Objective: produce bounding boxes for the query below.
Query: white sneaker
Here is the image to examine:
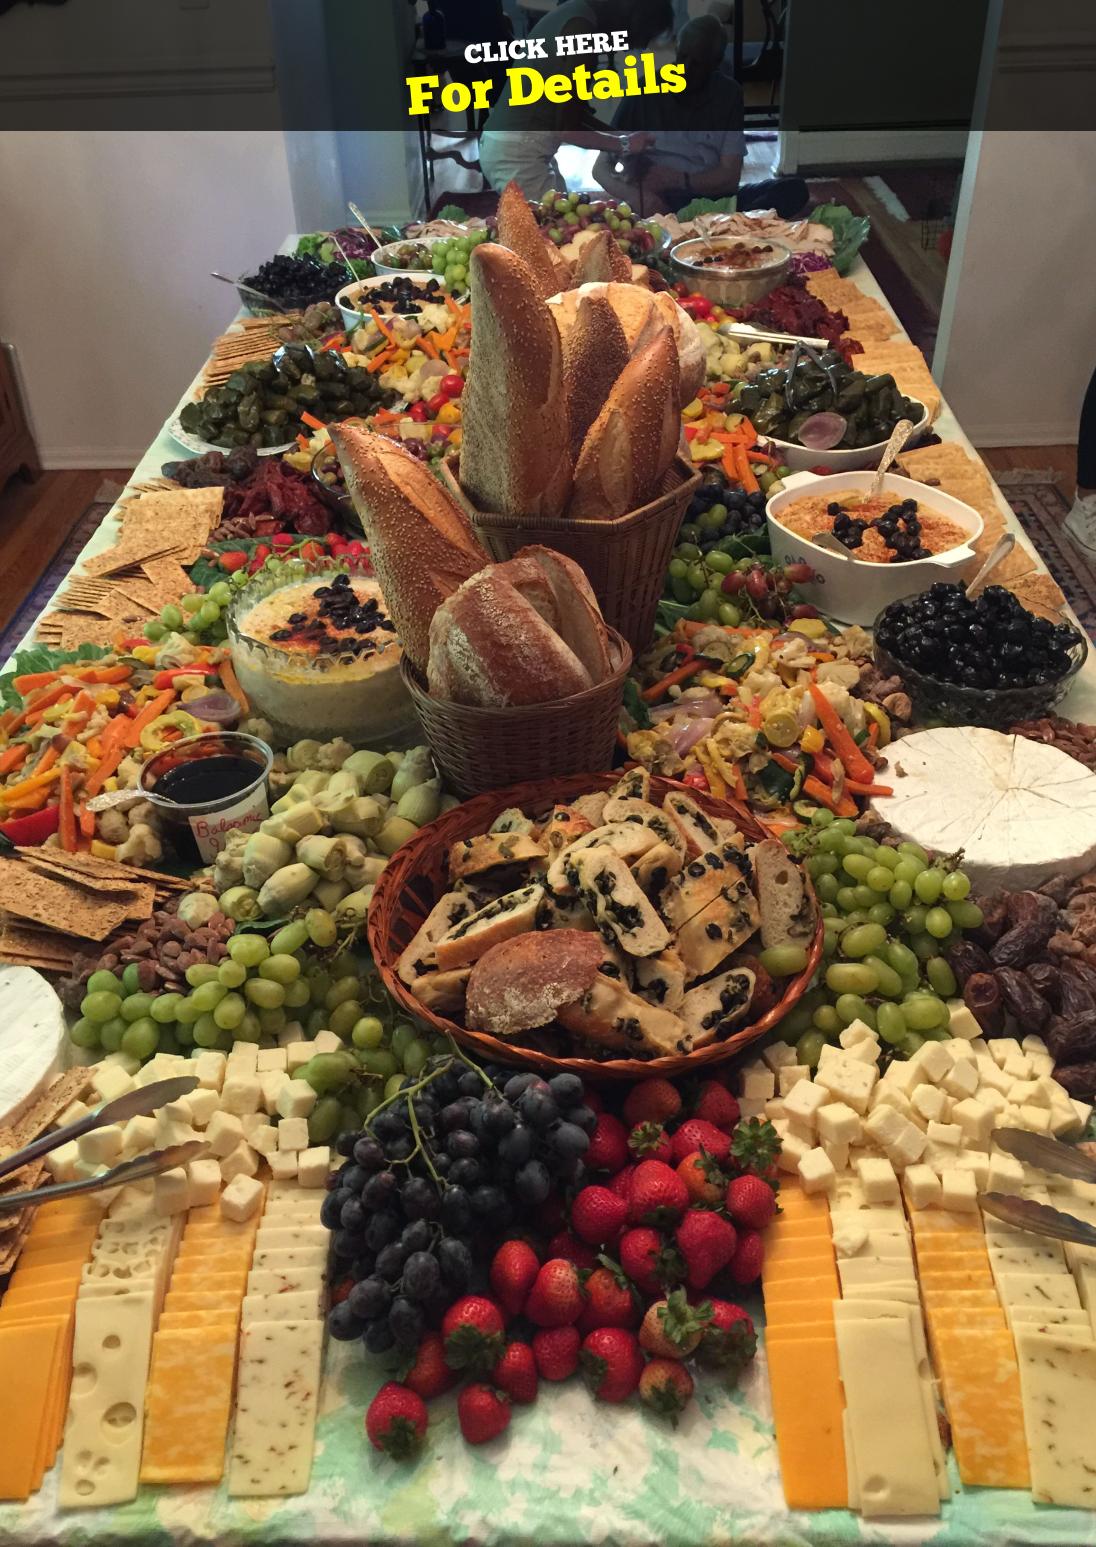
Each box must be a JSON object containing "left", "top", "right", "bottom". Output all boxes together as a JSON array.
[{"left": 1064, "top": 492, "right": 1096, "bottom": 558}]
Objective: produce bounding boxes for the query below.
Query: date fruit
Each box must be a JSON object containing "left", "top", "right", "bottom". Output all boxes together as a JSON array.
[
  {"left": 964, "top": 971, "right": 1005, "bottom": 1035},
  {"left": 1054, "top": 1061, "right": 1096, "bottom": 1099},
  {"left": 946, "top": 938, "right": 994, "bottom": 989},
  {"left": 1044, "top": 1013, "right": 1096, "bottom": 1066},
  {"left": 995, "top": 966, "right": 1050, "bottom": 1031}
]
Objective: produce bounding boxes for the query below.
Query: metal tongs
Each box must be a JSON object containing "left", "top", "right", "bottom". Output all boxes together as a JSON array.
[
  {"left": 0, "top": 1076, "right": 207, "bottom": 1215},
  {"left": 979, "top": 1127, "right": 1096, "bottom": 1247}
]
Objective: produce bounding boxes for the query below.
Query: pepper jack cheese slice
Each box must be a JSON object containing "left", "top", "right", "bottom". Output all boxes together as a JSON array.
[
  {"left": 58, "top": 1289, "right": 155, "bottom": 1507},
  {"left": 228, "top": 1318, "right": 324, "bottom": 1496},
  {"left": 1014, "top": 1329, "right": 1096, "bottom": 1506}
]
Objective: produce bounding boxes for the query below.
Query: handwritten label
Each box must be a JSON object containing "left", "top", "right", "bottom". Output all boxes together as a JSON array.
[{"left": 189, "top": 788, "right": 269, "bottom": 863}]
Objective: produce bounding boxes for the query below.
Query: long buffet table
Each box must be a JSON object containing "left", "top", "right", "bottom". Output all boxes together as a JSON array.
[{"left": 1, "top": 254, "right": 1095, "bottom": 1547}]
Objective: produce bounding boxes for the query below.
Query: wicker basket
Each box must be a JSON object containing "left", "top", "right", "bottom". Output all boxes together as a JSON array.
[
  {"left": 439, "top": 454, "right": 700, "bottom": 656},
  {"left": 369, "top": 771, "right": 822, "bottom": 1081},
  {"left": 401, "top": 630, "right": 631, "bottom": 799}
]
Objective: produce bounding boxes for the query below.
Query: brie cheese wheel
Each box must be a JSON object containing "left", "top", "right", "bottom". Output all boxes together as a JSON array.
[
  {"left": 0, "top": 966, "right": 66, "bottom": 1126},
  {"left": 872, "top": 727, "right": 1096, "bottom": 891}
]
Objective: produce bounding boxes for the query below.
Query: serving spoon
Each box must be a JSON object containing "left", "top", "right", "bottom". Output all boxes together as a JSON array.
[
  {"left": 869, "top": 418, "right": 916, "bottom": 497},
  {"left": 348, "top": 203, "right": 384, "bottom": 252},
  {"left": 210, "top": 271, "right": 284, "bottom": 311},
  {"left": 964, "top": 533, "right": 1016, "bottom": 599}
]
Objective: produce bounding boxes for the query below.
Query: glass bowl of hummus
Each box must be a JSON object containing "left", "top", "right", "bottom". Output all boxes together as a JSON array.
[{"left": 227, "top": 559, "right": 417, "bottom": 744}]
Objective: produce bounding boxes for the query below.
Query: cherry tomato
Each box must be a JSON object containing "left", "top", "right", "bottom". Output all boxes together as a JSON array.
[
  {"left": 439, "top": 373, "right": 464, "bottom": 398},
  {"left": 409, "top": 400, "right": 431, "bottom": 423},
  {"left": 426, "top": 391, "right": 450, "bottom": 417},
  {"left": 219, "top": 550, "right": 248, "bottom": 573},
  {"left": 683, "top": 770, "right": 710, "bottom": 790}
]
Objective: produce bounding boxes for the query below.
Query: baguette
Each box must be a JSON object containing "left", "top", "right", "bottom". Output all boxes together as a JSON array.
[
  {"left": 568, "top": 327, "right": 679, "bottom": 521},
  {"left": 328, "top": 426, "right": 486, "bottom": 673},
  {"left": 557, "top": 973, "right": 690, "bottom": 1056},
  {"left": 632, "top": 840, "right": 684, "bottom": 895},
  {"left": 573, "top": 228, "right": 633, "bottom": 287},
  {"left": 599, "top": 797, "right": 686, "bottom": 860},
  {"left": 495, "top": 180, "right": 563, "bottom": 300},
  {"left": 562, "top": 293, "right": 630, "bottom": 465},
  {"left": 466, "top": 929, "right": 604, "bottom": 1035},
  {"left": 752, "top": 838, "right": 818, "bottom": 949},
  {"left": 459, "top": 244, "right": 572, "bottom": 521},
  {"left": 511, "top": 547, "right": 613, "bottom": 684},
  {"left": 549, "top": 282, "right": 705, "bottom": 403},
  {"left": 541, "top": 803, "right": 596, "bottom": 858}
]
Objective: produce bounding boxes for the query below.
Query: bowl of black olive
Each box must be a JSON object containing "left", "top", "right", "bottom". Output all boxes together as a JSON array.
[
  {"left": 336, "top": 274, "right": 454, "bottom": 333},
  {"left": 873, "top": 582, "right": 1088, "bottom": 728}
]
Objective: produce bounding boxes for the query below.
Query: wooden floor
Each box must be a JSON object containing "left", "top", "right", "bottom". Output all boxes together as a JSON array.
[
  {"left": 0, "top": 467, "right": 131, "bottom": 638},
  {"left": 983, "top": 444, "right": 1077, "bottom": 485}
]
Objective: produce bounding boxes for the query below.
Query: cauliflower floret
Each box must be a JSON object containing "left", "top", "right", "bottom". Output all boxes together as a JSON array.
[
  {"left": 116, "top": 823, "right": 162, "bottom": 865},
  {"left": 126, "top": 800, "right": 156, "bottom": 829},
  {"left": 814, "top": 677, "right": 866, "bottom": 735},
  {"left": 313, "top": 738, "right": 353, "bottom": 771},
  {"left": 96, "top": 807, "right": 130, "bottom": 845},
  {"left": 240, "top": 716, "right": 275, "bottom": 744},
  {"left": 115, "top": 755, "right": 143, "bottom": 789}
]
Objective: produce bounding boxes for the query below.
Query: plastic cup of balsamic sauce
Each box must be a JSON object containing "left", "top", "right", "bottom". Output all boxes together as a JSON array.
[{"left": 139, "top": 732, "right": 273, "bottom": 864}]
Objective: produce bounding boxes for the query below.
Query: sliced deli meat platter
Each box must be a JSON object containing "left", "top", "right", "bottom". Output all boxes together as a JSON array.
[{"left": 0, "top": 183, "right": 1095, "bottom": 1539}]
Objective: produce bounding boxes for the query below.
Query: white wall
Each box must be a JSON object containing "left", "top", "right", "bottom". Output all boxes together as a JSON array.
[
  {"left": 934, "top": 130, "right": 1096, "bottom": 446},
  {"left": 0, "top": 131, "right": 295, "bottom": 468}
]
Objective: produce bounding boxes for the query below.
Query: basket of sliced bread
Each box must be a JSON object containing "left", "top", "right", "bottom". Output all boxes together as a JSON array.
[
  {"left": 432, "top": 184, "right": 703, "bottom": 654},
  {"left": 369, "top": 765, "right": 822, "bottom": 1079}
]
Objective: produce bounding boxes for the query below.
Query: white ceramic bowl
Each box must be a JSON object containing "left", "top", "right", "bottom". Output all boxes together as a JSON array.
[
  {"left": 370, "top": 240, "right": 440, "bottom": 277},
  {"left": 335, "top": 274, "right": 454, "bottom": 334},
  {"left": 766, "top": 469, "right": 983, "bottom": 626},
  {"left": 766, "top": 400, "right": 931, "bottom": 472}
]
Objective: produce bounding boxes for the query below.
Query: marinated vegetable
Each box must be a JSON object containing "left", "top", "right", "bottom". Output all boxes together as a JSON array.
[{"left": 734, "top": 351, "right": 919, "bottom": 449}]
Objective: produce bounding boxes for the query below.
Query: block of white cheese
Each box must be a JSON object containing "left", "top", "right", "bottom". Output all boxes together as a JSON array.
[
  {"left": 872, "top": 726, "right": 1096, "bottom": 890},
  {"left": 59, "top": 1288, "right": 156, "bottom": 1506},
  {"left": 0, "top": 966, "right": 66, "bottom": 1126}
]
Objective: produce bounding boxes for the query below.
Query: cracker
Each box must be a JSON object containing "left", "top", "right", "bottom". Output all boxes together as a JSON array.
[
  {"left": 1006, "top": 571, "right": 1067, "bottom": 616},
  {"left": 0, "top": 859, "right": 140, "bottom": 941},
  {"left": 0, "top": 1216, "right": 33, "bottom": 1271},
  {"left": 17, "top": 1070, "right": 94, "bottom": 1143},
  {"left": 36, "top": 615, "right": 122, "bottom": 651},
  {"left": 141, "top": 557, "right": 193, "bottom": 600}
]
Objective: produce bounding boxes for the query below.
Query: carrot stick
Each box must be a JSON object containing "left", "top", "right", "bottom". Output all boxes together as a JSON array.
[
  {"left": 803, "top": 774, "right": 857, "bottom": 818},
  {"left": 219, "top": 660, "right": 249, "bottom": 716},
  {"left": 31, "top": 743, "right": 60, "bottom": 777},
  {"left": 747, "top": 448, "right": 780, "bottom": 467},
  {"left": 733, "top": 765, "right": 748, "bottom": 803},
  {"left": 771, "top": 752, "right": 801, "bottom": 775},
  {"left": 736, "top": 446, "right": 760, "bottom": 494},
  {"left": 12, "top": 671, "right": 62, "bottom": 694},
  {"left": 77, "top": 798, "right": 95, "bottom": 840},
  {"left": 84, "top": 666, "right": 131, "bottom": 685},
  {"left": 808, "top": 684, "right": 876, "bottom": 783},
  {"left": 366, "top": 347, "right": 396, "bottom": 374},
  {"left": 367, "top": 308, "right": 397, "bottom": 345},
  {"left": 444, "top": 293, "right": 463, "bottom": 318},
  {"left": 0, "top": 744, "right": 29, "bottom": 777},
  {"left": 58, "top": 768, "right": 76, "bottom": 852},
  {"left": 846, "top": 780, "right": 893, "bottom": 797},
  {"left": 83, "top": 741, "right": 128, "bottom": 799},
  {"left": 419, "top": 335, "right": 439, "bottom": 360},
  {"left": 300, "top": 411, "right": 327, "bottom": 431},
  {"left": 640, "top": 658, "right": 704, "bottom": 703},
  {"left": 124, "top": 689, "right": 176, "bottom": 748}
]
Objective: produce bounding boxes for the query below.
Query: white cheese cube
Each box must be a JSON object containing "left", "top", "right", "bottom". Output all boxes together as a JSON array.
[
  {"left": 778, "top": 1065, "right": 810, "bottom": 1096},
  {"left": 221, "top": 1173, "right": 263, "bottom": 1222},
  {"left": 205, "top": 1110, "right": 245, "bottom": 1158},
  {"left": 1050, "top": 1102, "right": 1084, "bottom": 1140},
  {"left": 816, "top": 1044, "right": 842, "bottom": 1067},
  {"left": 219, "top": 1141, "right": 259, "bottom": 1182},
  {"left": 90, "top": 1065, "right": 135, "bottom": 1103},
  {"left": 251, "top": 1125, "right": 279, "bottom": 1158},
  {"left": 275, "top": 1079, "right": 318, "bottom": 1120},
  {"left": 277, "top": 1117, "right": 310, "bottom": 1153},
  {"left": 864, "top": 1105, "right": 906, "bottom": 1149},
  {"left": 186, "top": 1087, "right": 220, "bottom": 1129},
  {"left": 764, "top": 1098, "right": 787, "bottom": 1122},
  {"left": 880, "top": 1059, "right": 924, "bottom": 1099},
  {"left": 156, "top": 1118, "right": 200, "bottom": 1151},
  {"left": 101, "top": 1050, "right": 141, "bottom": 1075},
  {"left": 1009, "top": 1080, "right": 1040, "bottom": 1106},
  {"left": 941, "top": 1059, "right": 978, "bottom": 1100},
  {"left": 846, "top": 1038, "right": 881, "bottom": 1065},
  {"left": 952, "top": 1097, "right": 994, "bottom": 1144},
  {"left": 44, "top": 1140, "right": 79, "bottom": 1181},
  {"left": 241, "top": 1113, "right": 271, "bottom": 1140},
  {"left": 821, "top": 1139, "right": 849, "bottom": 1173},
  {"left": 914, "top": 1041, "right": 953, "bottom": 1085},
  {"left": 814, "top": 1052, "right": 877, "bottom": 1114},
  {"left": 153, "top": 1166, "right": 190, "bottom": 1216},
  {"left": 987, "top": 1151, "right": 1025, "bottom": 1194},
  {"left": 887, "top": 1119, "right": 927, "bottom": 1169},
  {"left": 260, "top": 1070, "right": 290, "bottom": 1115},
  {"left": 947, "top": 1003, "right": 983, "bottom": 1040},
  {"left": 738, "top": 1098, "right": 765, "bottom": 1119},
  {"left": 855, "top": 1155, "right": 899, "bottom": 1203},
  {"left": 1028, "top": 1053, "right": 1055, "bottom": 1078},
  {"left": 57, "top": 1099, "right": 92, "bottom": 1127},
  {"left": 159, "top": 1098, "right": 192, "bottom": 1127},
  {"left": 227, "top": 1041, "right": 260, "bottom": 1071},
  {"left": 220, "top": 1071, "right": 262, "bottom": 1117},
  {"left": 927, "top": 1121, "right": 961, "bottom": 1149},
  {"left": 904, "top": 1163, "right": 941, "bottom": 1210},
  {"left": 989, "top": 1037, "right": 1021, "bottom": 1068},
  {"left": 968, "top": 1038, "right": 990, "bottom": 1057},
  {"left": 256, "top": 1047, "right": 288, "bottom": 1073},
  {"left": 955, "top": 1152, "right": 990, "bottom": 1190},
  {"left": 871, "top": 1086, "right": 912, "bottom": 1119},
  {"left": 297, "top": 1146, "right": 331, "bottom": 1188},
  {"left": 119, "top": 1115, "right": 156, "bottom": 1157},
  {"left": 776, "top": 1128, "right": 811, "bottom": 1173},
  {"left": 1003, "top": 1052, "right": 1032, "bottom": 1080},
  {"left": 912, "top": 1084, "right": 947, "bottom": 1124},
  {"left": 285, "top": 1040, "right": 316, "bottom": 1073},
  {"left": 72, "top": 1158, "right": 107, "bottom": 1182},
  {"left": 979, "top": 1086, "right": 1008, "bottom": 1115},
  {"left": 939, "top": 1168, "right": 978, "bottom": 1211},
  {"left": 945, "top": 1037, "right": 977, "bottom": 1062},
  {"left": 787, "top": 1116, "right": 815, "bottom": 1146},
  {"left": 782, "top": 1079, "right": 828, "bottom": 1131},
  {"left": 76, "top": 1124, "right": 123, "bottom": 1167},
  {"left": 979, "top": 1063, "right": 1013, "bottom": 1097},
  {"left": 762, "top": 1041, "right": 798, "bottom": 1072},
  {"left": 193, "top": 1049, "right": 228, "bottom": 1091},
  {"left": 186, "top": 1157, "right": 222, "bottom": 1207},
  {"left": 1018, "top": 1103, "right": 1051, "bottom": 1134},
  {"left": 741, "top": 1068, "right": 776, "bottom": 1102},
  {"left": 1027, "top": 1079, "right": 1054, "bottom": 1110},
  {"left": 1021, "top": 1034, "right": 1049, "bottom": 1056},
  {"left": 839, "top": 1020, "right": 877, "bottom": 1048},
  {"left": 312, "top": 1029, "right": 343, "bottom": 1054},
  {"left": 832, "top": 1220, "right": 869, "bottom": 1258},
  {"left": 817, "top": 1101, "right": 861, "bottom": 1146},
  {"left": 269, "top": 1148, "right": 299, "bottom": 1181},
  {"left": 798, "top": 1146, "right": 836, "bottom": 1196}
]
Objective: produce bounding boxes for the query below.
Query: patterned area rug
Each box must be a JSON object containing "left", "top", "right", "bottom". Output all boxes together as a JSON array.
[
  {"left": 0, "top": 481, "right": 123, "bottom": 663},
  {"left": 996, "top": 469, "right": 1096, "bottom": 641}
]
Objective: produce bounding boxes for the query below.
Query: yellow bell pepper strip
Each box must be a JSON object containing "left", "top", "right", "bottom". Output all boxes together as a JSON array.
[
  {"left": 138, "top": 710, "right": 200, "bottom": 754},
  {"left": 808, "top": 683, "right": 877, "bottom": 784},
  {"left": 90, "top": 840, "right": 117, "bottom": 860},
  {"left": 694, "top": 739, "right": 727, "bottom": 799},
  {"left": 0, "top": 765, "right": 62, "bottom": 804},
  {"left": 799, "top": 724, "right": 825, "bottom": 755}
]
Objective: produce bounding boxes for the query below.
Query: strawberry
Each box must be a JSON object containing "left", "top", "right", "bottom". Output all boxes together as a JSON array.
[
  {"left": 670, "top": 1118, "right": 732, "bottom": 1166},
  {"left": 532, "top": 1325, "right": 581, "bottom": 1381},
  {"left": 606, "top": 1163, "right": 636, "bottom": 1203},
  {"left": 692, "top": 1080, "right": 741, "bottom": 1132},
  {"left": 628, "top": 1159, "right": 689, "bottom": 1227},
  {"left": 725, "top": 1173, "right": 777, "bottom": 1231},
  {"left": 677, "top": 1149, "right": 727, "bottom": 1206},
  {"left": 365, "top": 1382, "right": 428, "bottom": 1458},
  {"left": 492, "top": 1340, "right": 538, "bottom": 1404},
  {"left": 628, "top": 1121, "right": 673, "bottom": 1163},
  {"left": 577, "top": 1259, "right": 639, "bottom": 1332},
  {"left": 623, "top": 1078, "right": 682, "bottom": 1128},
  {"left": 489, "top": 1239, "right": 540, "bottom": 1317},
  {"left": 442, "top": 1296, "right": 505, "bottom": 1373},
  {"left": 402, "top": 1332, "right": 457, "bottom": 1402},
  {"left": 457, "top": 1384, "right": 511, "bottom": 1445},
  {"left": 675, "top": 1209, "right": 738, "bottom": 1290},
  {"left": 698, "top": 1299, "right": 757, "bottom": 1376},
  {"left": 586, "top": 1112, "right": 629, "bottom": 1174},
  {"left": 571, "top": 1185, "right": 627, "bottom": 1246},
  {"left": 639, "top": 1289, "right": 712, "bottom": 1359},
  {"left": 620, "top": 1226, "right": 680, "bottom": 1297},
  {"left": 580, "top": 1327, "right": 644, "bottom": 1403},
  {"left": 525, "top": 1258, "right": 585, "bottom": 1327},
  {"left": 546, "top": 1229, "right": 599, "bottom": 1270},
  {"left": 639, "top": 1357, "right": 695, "bottom": 1425},
  {"left": 727, "top": 1227, "right": 765, "bottom": 1285},
  {"left": 729, "top": 1117, "right": 782, "bottom": 1179}
]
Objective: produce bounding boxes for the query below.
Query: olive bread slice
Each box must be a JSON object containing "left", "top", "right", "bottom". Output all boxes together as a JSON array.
[
  {"left": 398, "top": 890, "right": 475, "bottom": 984},
  {"left": 568, "top": 846, "right": 670, "bottom": 958},
  {"left": 752, "top": 838, "right": 817, "bottom": 949},
  {"left": 557, "top": 972, "right": 690, "bottom": 1056},
  {"left": 659, "top": 841, "right": 752, "bottom": 932},
  {"left": 448, "top": 831, "right": 547, "bottom": 883},
  {"left": 434, "top": 884, "right": 546, "bottom": 970},
  {"left": 634, "top": 947, "right": 686, "bottom": 1010},
  {"left": 675, "top": 878, "right": 760, "bottom": 981},
  {"left": 545, "top": 821, "right": 659, "bottom": 894},
  {"left": 679, "top": 967, "right": 756, "bottom": 1048},
  {"left": 663, "top": 790, "right": 745, "bottom": 857}
]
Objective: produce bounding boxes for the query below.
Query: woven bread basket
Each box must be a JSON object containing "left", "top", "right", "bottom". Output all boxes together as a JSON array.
[
  {"left": 368, "top": 771, "right": 822, "bottom": 1080},
  {"left": 439, "top": 453, "right": 700, "bottom": 655}
]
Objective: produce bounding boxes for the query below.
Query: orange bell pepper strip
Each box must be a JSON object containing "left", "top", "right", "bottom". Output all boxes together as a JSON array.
[
  {"left": 367, "top": 308, "right": 397, "bottom": 346},
  {"left": 219, "top": 660, "right": 250, "bottom": 717},
  {"left": 0, "top": 765, "right": 62, "bottom": 804},
  {"left": 123, "top": 689, "right": 177, "bottom": 748},
  {"left": 300, "top": 411, "right": 327, "bottom": 431},
  {"left": 31, "top": 743, "right": 61, "bottom": 777},
  {"left": 57, "top": 767, "right": 77, "bottom": 852},
  {"left": 808, "top": 684, "right": 877, "bottom": 784},
  {"left": 0, "top": 743, "right": 29, "bottom": 777}
]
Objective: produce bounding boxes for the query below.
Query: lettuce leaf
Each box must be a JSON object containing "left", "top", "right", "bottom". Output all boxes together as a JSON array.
[{"left": 676, "top": 195, "right": 738, "bottom": 222}]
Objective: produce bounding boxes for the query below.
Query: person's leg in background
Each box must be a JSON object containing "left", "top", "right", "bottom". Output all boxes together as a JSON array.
[
  {"left": 1064, "top": 364, "right": 1096, "bottom": 559},
  {"left": 735, "top": 176, "right": 809, "bottom": 218}
]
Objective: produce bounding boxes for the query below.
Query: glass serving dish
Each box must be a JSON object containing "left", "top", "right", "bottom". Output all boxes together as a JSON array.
[
  {"left": 872, "top": 594, "right": 1088, "bottom": 729},
  {"left": 310, "top": 444, "right": 356, "bottom": 522},
  {"left": 226, "top": 559, "right": 417, "bottom": 745}
]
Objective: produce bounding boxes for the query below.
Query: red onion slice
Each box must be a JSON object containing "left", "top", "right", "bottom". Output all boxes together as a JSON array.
[{"left": 796, "top": 412, "right": 847, "bottom": 450}]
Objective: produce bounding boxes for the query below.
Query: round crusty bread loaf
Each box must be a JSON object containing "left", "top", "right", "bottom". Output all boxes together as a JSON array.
[
  {"left": 427, "top": 567, "right": 594, "bottom": 707},
  {"left": 568, "top": 326, "right": 680, "bottom": 521},
  {"left": 563, "top": 293, "right": 630, "bottom": 464},
  {"left": 495, "top": 180, "right": 562, "bottom": 301},
  {"left": 466, "top": 929, "right": 605, "bottom": 1034},
  {"left": 329, "top": 425, "right": 487, "bottom": 673},
  {"left": 549, "top": 281, "right": 705, "bottom": 405},
  {"left": 459, "top": 244, "right": 573, "bottom": 522}
]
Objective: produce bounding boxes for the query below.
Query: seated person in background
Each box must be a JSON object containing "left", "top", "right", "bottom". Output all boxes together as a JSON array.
[
  {"left": 593, "top": 15, "right": 808, "bottom": 218},
  {"left": 479, "top": 0, "right": 671, "bottom": 202}
]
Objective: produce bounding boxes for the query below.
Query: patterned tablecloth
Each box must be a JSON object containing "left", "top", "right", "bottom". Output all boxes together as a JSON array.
[{"left": 1, "top": 253, "right": 1094, "bottom": 1546}]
